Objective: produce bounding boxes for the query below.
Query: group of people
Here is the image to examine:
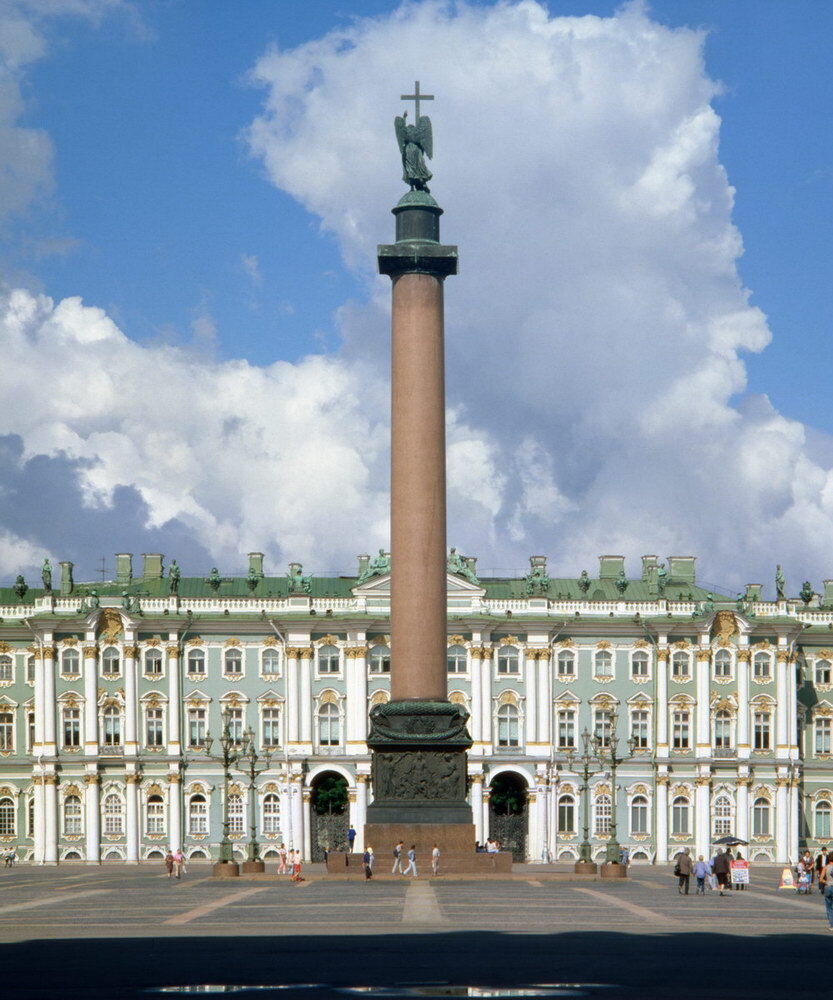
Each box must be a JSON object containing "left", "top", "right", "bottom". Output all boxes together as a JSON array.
[
  {"left": 475, "top": 840, "right": 502, "bottom": 853},
  {"left": 387, "top": 841, "right": 440, "bottom": 878},
  {"left": 164, "top": 849, "right": 187, "bottom": 879},
  {"left": 1, "top": 848, "right": 16, "bottom": 867},
  {"left": 795, "top": 847, "right": 830, "bottom": 894},
  {"left": 277, "top": 844, "right": 304, "bottom": 881},
  {"left": 674, "top": 847, "right": 746, "bottom": 896}
]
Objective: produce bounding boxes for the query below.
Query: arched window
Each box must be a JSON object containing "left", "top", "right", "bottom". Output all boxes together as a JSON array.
[
  {"left": 752, "top": 797, "right": 771, "bottom": 837},
  {"left": 817, "top": 660, "right": 832, "bottom": 686},
  {"left": 497, "top": 646, "right": 519, "bottom": 675},
  {"left": 713, "top": 794, "right": 732, "bottom": 837},
  {"left": 594, "top": 794, "right": 612, "bottom": 837},
  {"left": 753, "top": 652, "right": 771, "bottom": 680},
  {"left": 0, "top": 655, "right": 12, "bottom": 681},
  {"left": 228, "top": 794, "right": 244, "bottom": 834},
  {"left": 496, "top": 704, "right": 520, "bottom": 747},
  {"left": 63, "top": 795, "right": 82, "bottom": 835},
  {"left": 102, "top": 705, "right": 121, "bottom": 746},
  {"left": 815, "top": 800, "right": 832, "bottom": 840},
  {"left": 188, "top": 794, "right": 208, "bottom": 834},
  {"left": 318, "top": 645, "right": 340, "bottom": 675},
  {"left": 61, "top": 649, "right": 80, "bottom": 676},
  {"left": 557, "top": 650, "right": 575, "bottom": 677},
  {"left": 630, "top": 795, "right": 648, "bottom": 835},
  {"left": 0, "top": 797, "right": 15, "bottom": 836},
  {"left": 594, "top": 650, "right": 613, "bottom": 678},
  {"left": 318, "top": 703, "right": 340, "bottom": 746},
  {"left": 714, "top": 710, "right": 732, "bottom": 749},
  {"left": 447, "top": 645, "right": 467, "bottom": 674},
  {"left": 263, "top": 793, "right": 280, "bottom": 834},
  {"left": 671, "top": 652, "right": 689, "bottom": 680},
  {"left": 144, "top": 649, "right": 163, "bottom": 676},
  {"left": 102, "top": 647, "right": 120, "bottom": 675},
  {"left": 224, "top": 649, "right": 243, "bottom": 676},
  {"left": 146, "top": 794, "right": 165, "bottom": 835},
  {"left": 671, "top": 796, "right": 690, "bottom": 835},
  {"left": 369, "top": 645, "right": 391, "bottom": 674},
  {"left": 187, "top": 649, "right": 205, "bottom": 675},
  {"left": 103, "top": 794, "right": 123, "bottom": 835},
  {"left": 557, "top": 795, "right": 575, "bottom": 834},
  {"left": 631, "top": 651, "right": 649, "bottom": 679},
  {"left": 714, "top": 649, "right": 732, "bottom": 678},
  {"left": 261, "top": 648, "right": 281, "bottom": 674}
]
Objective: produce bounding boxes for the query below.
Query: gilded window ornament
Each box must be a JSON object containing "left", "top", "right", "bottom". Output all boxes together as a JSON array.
[
  {"left": 186, "top": 636, "right": 203, "bottom": 646},
  {"left": 499, "top": 635, "right": 519, "bottom": 646},
  {"left": 448, "top": 634, "right": 467, "bottom": 646}
]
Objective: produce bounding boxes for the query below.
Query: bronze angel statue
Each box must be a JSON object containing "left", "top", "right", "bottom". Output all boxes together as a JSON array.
[{"left": 395, "top": 110, "right": 433, "bottom": 192}]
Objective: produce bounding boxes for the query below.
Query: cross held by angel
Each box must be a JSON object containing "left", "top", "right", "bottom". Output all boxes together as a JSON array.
[{"left": 396, "top": 81, "right": 434, "bottom": 192}]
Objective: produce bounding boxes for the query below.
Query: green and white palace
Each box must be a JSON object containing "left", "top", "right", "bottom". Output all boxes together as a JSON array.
[{"left": 0, "top": 551, "right": 831, "bottom": 865}]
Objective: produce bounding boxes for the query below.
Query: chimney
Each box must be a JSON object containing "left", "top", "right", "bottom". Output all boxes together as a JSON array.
[
  {"left": 599, "top": 555, "right": 625, "bottom": 580},
  {"left": 142, "top": 553, "right": 164, "bottom": 580},
  {"left": 247, "top": 552, "right": 264, "bottom": 578},
  {"left": 667, "top": 556, "right": 696, "bottom": 585},
  {"left": 357, "top": 554, "right": 370, "bottom": 578},
  {"left": 59, "top": 561, "right": 74, "bottom": 596},
  {"left": 641, "top": 555, "right": 658, "bottom": 582},
  {"left": 115, "top": 553, "right": 133, "bottom": 585}
]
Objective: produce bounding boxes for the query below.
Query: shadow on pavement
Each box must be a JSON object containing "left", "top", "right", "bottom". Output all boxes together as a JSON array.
[{"left": 4, "top": 929, "right": 830, "bottom": 1000}]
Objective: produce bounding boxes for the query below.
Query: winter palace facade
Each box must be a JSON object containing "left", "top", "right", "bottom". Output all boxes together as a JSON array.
[{"left": 0, "top": 550, "right": 832, "bottom": 865}]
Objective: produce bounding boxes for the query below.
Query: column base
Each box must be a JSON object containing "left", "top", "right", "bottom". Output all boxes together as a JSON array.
[
  {"left": 574, "top": 861, "right": 598, "bottom": 875},
  {"left": 600, "top": 862, "right": 628, "bottom": 879},
  {"left": 212, "top": 861, "right": 240, "bottom": 878},
  {"left": 241, "top": 860, "right": 265, "bottom": 874}
]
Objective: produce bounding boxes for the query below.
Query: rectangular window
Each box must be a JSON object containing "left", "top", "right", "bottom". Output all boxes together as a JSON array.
[
  {"left": 145, "top": 708, "right": 164, "bottom": 748},
  {"left": 0, "top": 712, "right": 13, "bottom": 752},
  {"left": 753, "top": 711, "right": 771, "bottom": 750},
  {"left": 671, "top": 654, "right": 689, "bottom": 680},
  {"left": 631, "top": 652, "right": 649, "bottom": 678},
  {"left": 672, "top": 710, "right": 690, "bottom": 750},
  {"left": 262, "top": 708, "right": 281, "bottom": 748},
  {"left": 226, "top": 707, "right": 244, "bottom": 745},
  {"left": 630, "top": 710, "right": 649, "bottom": 749},
  {"left": 188, "top": 708, "right": 207, "bottom": 748},
  {"left": 27, "top": 712, "right": 35, "bottom": 752},
  {"left": 594, "top": 710, "right": 612, "bottom": 749},
  {"left": 815, "top": 717, "right": 832, "bottom": 755},
  {"left": 557, "top": 710, "right": 575, "bottom": 749},
  {"left": 63, "top": 709, "right": 81, "bottom": 748},
  {"left": 557, "top": 651, "right": 575, "bottom": 677}
]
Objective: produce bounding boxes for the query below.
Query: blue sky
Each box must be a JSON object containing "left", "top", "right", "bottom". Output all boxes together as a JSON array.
[{"left": 2, "top": 0, "right": 833, "bottom": 594}]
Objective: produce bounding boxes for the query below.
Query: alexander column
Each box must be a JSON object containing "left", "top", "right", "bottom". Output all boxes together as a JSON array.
[{"left": 364, "top": 83, "right": 475, "bottom": 855}]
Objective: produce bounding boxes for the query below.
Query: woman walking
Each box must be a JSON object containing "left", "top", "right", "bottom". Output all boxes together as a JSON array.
[{"left": 820, "top": 854, "right": 833, "bottom": 930}]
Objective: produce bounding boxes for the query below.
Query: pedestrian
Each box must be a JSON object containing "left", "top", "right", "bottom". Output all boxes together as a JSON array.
[
  {"left": 619, "top": 846, "right": 630, "bottom": 866},
  {"left": 363, "top": 846, "right": 373, "bottom": 880},
  {"left": 816, "top": 846, "right": 829, "bottom": 894},
  {"left": 291, "top": 849, "right": 303, "bottom": 882},
  {"left": 278, "top": 843, "right": 288, "bottom": 875},
  {"left": 693, "top": 855, "right": 709, "bottom": 894},
  {"left": 173, "top": 848, "right": 185, "bottom": 879},
  {"left": 392, "top": 840, "right": 404, "bottom": 875},
  {"left": 367, "top": 844, "right": 374, "bottom": 873},
  {"left": 403, "top": 844, "right": 418, "bottom": 877},
  {"left": 733, "top": 849, "right": 747, "bottom": 891},
  {"left": 820, "top": 854, "right": 833, "bottom": 930},
  {"left": 165, "top": 850, "right": 174, "bottom": 879},
  {"left": 712, "top": 848, "right": 731, "bottom": 896},
  {"left": 347, "top": 826, "right": 357, "bottom": 852},
  {"left": 675, "top": 847, "right": 693, "bottom": 894},
  {"left": 432, "top": 844, "right": 440, "bottom": 876}
]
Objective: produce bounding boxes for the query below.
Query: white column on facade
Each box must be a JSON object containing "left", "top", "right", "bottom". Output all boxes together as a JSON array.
[
  {"left": 788, "top": 659, "right": 799, "bottom": 762},
  {"left": 788, "top": 779, "right": 799, "bottom": 862},
  {"left": 43, "top": 775, "right": 58, "bottom": 864},
  {"left": 279, "top": 784, "right": 290, "bottom": 846},
  {"left": 42, "top": 647, "right": 57, "bottom": 754},
  {"left": 300, "top": 650, "right": 313, "bottom": 746},
  {"left": 695, "top": 649, "right": 710, "bottom": 753},
  {"left": 85, "top": 775, "right": 100, "bottom": 864},
  {"left": 347, "top": 787, "right": 358, "bottom": 851},
  {"left": 286, "top": 650, "right": 300, "bottom": 744},
  {"left": 355, "top": 775, "right": 368, "bottom": 852},
  {"left": 169, "top": 774, "right": 182, "bottom": 852},
  {"left": 124, "top": 645, "right": 138, "bottom": 757},
  {"left": 345, "top": 647, "right": 368, "bottom": 749},
  {"left": 736, "top": 779, "right": 749, "bottom": 845},
  {"left": 32, "top": 778, "right": 45, "bottom": 864},
  {"left": 125, "top": 775, "right": 139, "bottom": 862},
  {"left": 776, "top": 649, "right": 789, "bottom": 760},
  {"left": 471, "top": 774, "right": 484, "bottom": 843},
  {"left": 528, "top": 787, "right": 543, "bottom": 862},
  {"left": 167, "top": 642, "right": 181, "bottom": 754},
  {"left": 656, "top": 649, "right": 669, "bottom": 757},
  {"left": 655, "top": 777, "right": 668, "bottom": 863},
  {"left": 537, "top": 654, "right": 551, "bottom": 749},
  {"left": 695, "top": 779, "right": 710, "bottom": 860},
  {"left": 775, "top": 779, "right": 789, "bottom": 863},
  {"left": 83, "top": 644, "right": 98, "bottom": 756},
  {"left": 737, "top": 649, "right": 750, "bottom": 758},
  {"left": 469, "top": 647, "right": 483, "bottom": 746},
  {"left": 481, "top": 646, "right": 493, "bottom": 747},
  {"left": 524, "top": 649, "right": 537, "bottom": 746},
  {"left": 33, "top": 650, "right": 45, "bottom": 753},
  {"left": 299, "top": 785, "right": 310, "bottom": 860}
]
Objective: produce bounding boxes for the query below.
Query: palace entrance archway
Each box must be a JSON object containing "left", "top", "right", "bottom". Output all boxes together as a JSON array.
[
  {"left": 310, "top": 771, "right": 349, "bottom": 861},
  {"left": 488, "top": 771, "right": 528, "bottom": 861}
]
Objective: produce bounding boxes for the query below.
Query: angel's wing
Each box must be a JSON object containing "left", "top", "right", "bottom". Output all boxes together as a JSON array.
[
  {"left": 415, "top": 115, "right": 433, "bottom": 159},
  {"left": 394, "top": 115, "right": 408, "bottom": 156}
]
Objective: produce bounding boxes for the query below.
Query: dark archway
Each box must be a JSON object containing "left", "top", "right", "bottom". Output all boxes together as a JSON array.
[
  {"left": 310, "top": 771, "right": 349, "bottom": 861},
  {"left": 488, "top": 771, "right": 528, "bottom": 861}
]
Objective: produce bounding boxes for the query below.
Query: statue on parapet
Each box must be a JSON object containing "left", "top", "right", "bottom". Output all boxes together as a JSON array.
[
  {"left": 41, "top": 559, "right": 52, "bottom": 593},
  {"left": 247, "top": 565, "right": 260, "bottom": 592},
  {"left": 657, "top": 562, "right": 667, "bottom": 595},
  {"left": 287, "top": 564, "right": 312, "bottom": 595},
  {"left": 615, "top": 569, "right": 628, "bottom": 595},
  {"left": 577, "top": 570, "right": 590, "bottom": 594},
  {"left": 525, "top": 558, "right": 550, "bottom": 596},
  {"left": 169, "top": 559, "right": 181, "bottom": 595},
  {"left": 86, "top": 589, "right": 100, "bottom": 610},
  {"left": 13, "top": 575, "right": 28, "bottom": 599},
  {"left": 775, "top": 564, "right": 785, "bottom": 601},
  {"left": 447, "top": 547, "right": 479, "bottom": 584},
  {"left": 357, "top": 549, "right": 391, "bottom": 585}
]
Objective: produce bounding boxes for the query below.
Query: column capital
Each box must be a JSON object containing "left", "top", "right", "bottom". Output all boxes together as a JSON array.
[
  {"left": 166, "top": 645, "right": 179, "bottom": 657},
  {"left": 124, "top": 646, "right": 139, "bottom": 658},
  {"left": 82, "top": 646, "right": 97, "bottom": 658}
]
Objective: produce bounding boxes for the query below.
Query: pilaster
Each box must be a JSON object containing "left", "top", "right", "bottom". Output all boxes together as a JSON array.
[{"left": 166, "top": 642, "right": 181, "bottom": 754}]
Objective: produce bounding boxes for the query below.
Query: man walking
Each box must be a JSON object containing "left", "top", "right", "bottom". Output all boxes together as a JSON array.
[
  {"left": 820, "top": 853, "right": 833, "bottom": 930},
  {"left": 676, "top": 847, "right": 692, "bottom": 894},
  {"left": 816, "top": 846, "right": 829, "bottom": 894},
  {"left": 432, "top": 843, "right": 440, "bottom": 876},
  {"left": 347, "top": 826, "right": 357, "bottom": 852},
  {"left": 363, "top": 846, "right": 373, "bottom": 880},
  {"left": 713, "top": 848, "right": 731, "bottom": 896},
  {"left": 693, "top": 855, "right": 710, "bottom": 895},
  {"left": 403, "top": 844, "right": 418, "bottom": 878},
  {"left": 392, "top": 840, "right": 404, "bottom": 874}
]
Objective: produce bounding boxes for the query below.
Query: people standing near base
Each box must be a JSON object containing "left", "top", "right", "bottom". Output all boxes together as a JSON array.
[
  {"left": 392, "top": 840, "right": 404, "bottom": 874},
  {"left": 347, "top": 826, "right": 357, "bottom": 853},
  {"left": 676, "top": 847, "right": 692, "bottom": 894},
  {"left": 173, "top": 848, "right": 185, "bottom": 879},
  {"left": 291, "top": 849, "right": 303, "bottom": 882},
  {"left": 277, "top": 843, "right": 288, "bottom": 875},
  {"left": 820, "top": 854, "right": 833, "bottom": 930},
  {"left": 165, "top": 850, "right": 175, "bottom": 879},
  {"left": 432, "top": 844, "right": 440, "bottom": 876},
  {"left": 713, "top": 848, "right": 731, "bottom": 896},
  {"left": 816, "top": 846, "right": 829, "bottom": 894},
  {"left": 363, "top": 846, "right": 373, "bottom": 880},
  {"left": 403, "top": 844, "right": 418, "bottom": 877},
  {"left": 693, "top": 855, "right": 710, "bottom": 894}
]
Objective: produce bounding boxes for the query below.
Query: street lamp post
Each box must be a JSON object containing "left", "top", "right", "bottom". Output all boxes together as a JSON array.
[
  {"left": 566, "top": 727, "right": 599, "bottom": 873},
  {"left": 235, "top": 726, "right": 272, "bottom": 873},
  {"left": 595, "top": 708, "right": 637, "bottom": 864},
  {"left": 204, "top": 709, "right": 247, "bottom": 878}
]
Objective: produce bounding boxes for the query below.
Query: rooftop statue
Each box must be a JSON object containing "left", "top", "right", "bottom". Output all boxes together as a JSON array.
[
  {"left": 169, "top": 559, "right": 181, "bottom": 595},
  {"left": 395, "top": 81, "right": 434, "bottom": 192},
  {"left": 776, "top": 564, "right": 785, "bottom": 601},
  {"left": 41, "top": 559, "right": 52, "bottom": 593},
  {"left": 447, "top": 547, "right": 479, "bottom": 585},
  {"left": 577, "top": 570, "right": 590, "bottom": 594},
  {"left": 357, "top": 549, "right": 391, "bottom": 585},
  {"left": 657, "top": 562, "right": 667, "bottom": 594}
]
